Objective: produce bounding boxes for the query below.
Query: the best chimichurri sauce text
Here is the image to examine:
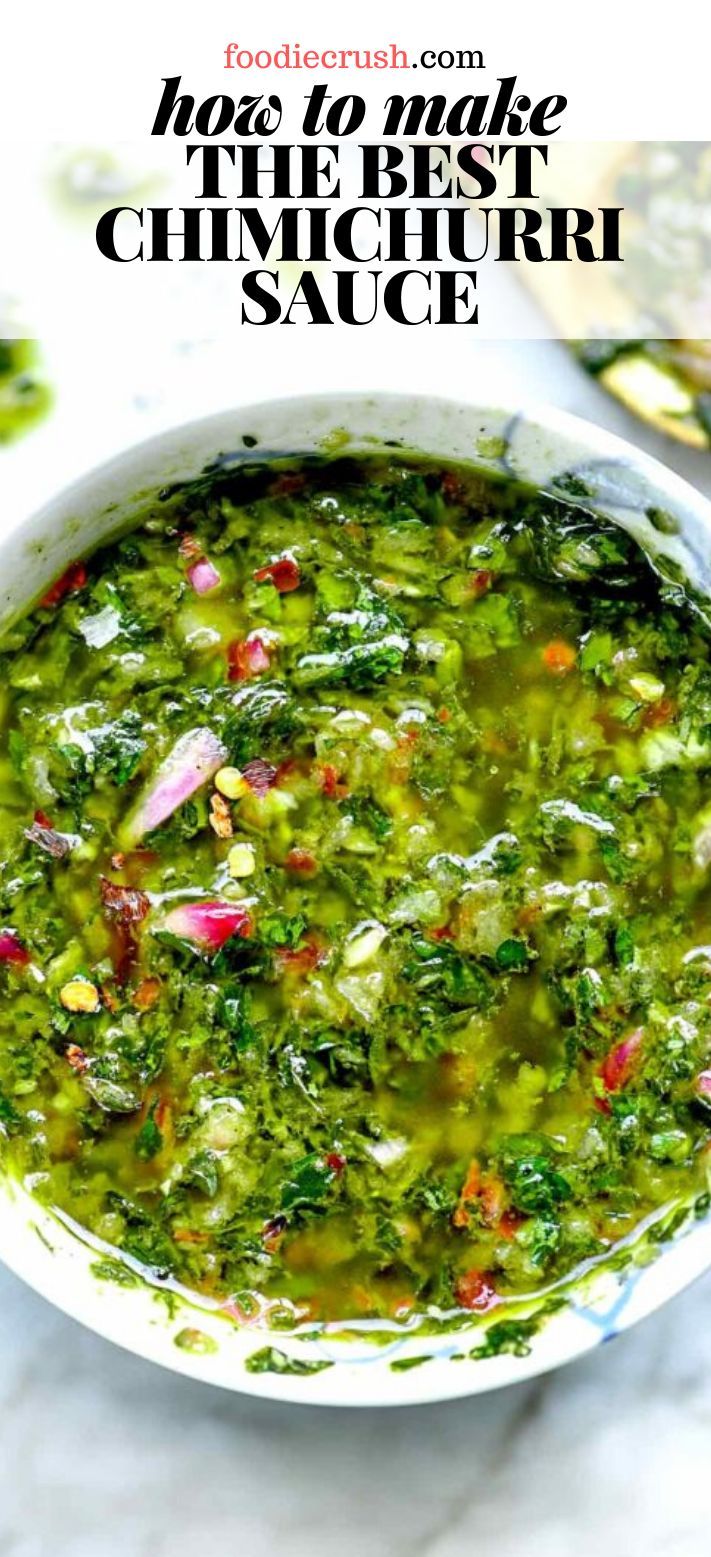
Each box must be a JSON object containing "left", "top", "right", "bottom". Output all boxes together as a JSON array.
[{"left": 2, "top": 451, "right": 711, "bottom": 1328}]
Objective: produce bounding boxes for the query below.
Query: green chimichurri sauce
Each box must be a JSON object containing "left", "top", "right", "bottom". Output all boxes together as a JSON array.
[{"left": 2, "top": 451, "right": 711, "bottom": 1328}]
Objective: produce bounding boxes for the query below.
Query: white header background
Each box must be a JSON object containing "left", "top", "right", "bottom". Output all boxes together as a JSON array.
[
  {"left": 0, "top": 0, "right": 709, "bottom": 522},
  {"left": 2, "top": 0, "right": 709, "bottom": 140}
]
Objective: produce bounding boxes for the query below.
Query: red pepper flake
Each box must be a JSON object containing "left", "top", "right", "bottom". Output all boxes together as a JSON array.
[
  {"left": 112, "top": 924, "right": 140, "bottom": 986},
  {"left": 174, "top": 1228, "right": 209, "bottom": 1246},
  {"left": 269, "top": 473, "right": 307, "bottom": 498},
  {"left": 542, "top": 639, "right": 577, "bottom": 675},
  {"left": 253, "top": 556, "right": 301, "bottom": 594},
  {"left": 100, "top": 983, "right": 120, "bottom": 1013},
  {"left": 133, "top": 976, "right": 162, "bottom": 1011},
  {"left": 101, "top": 875, "right": 152, "bottom": 985},
  {"left": 441, "top": 470, "right": 465, "bottom": 502},
  {"left": 284, "top": 847, "right": 318, "bottom": 875},
  {"left": 274, "top": 757, "right": 301, "bottom": 785},
  {"left": 100, "top": 877, "right": 151, "bottom": 925},
  {"left": 479, "top": 1175, "right": 506, "bottom": 1228},
  {"left": 436, "top": 707, "right": 451, "bottom": 724},
  {"left": 452, "top": 1158, "right": 482, "bottom": 1228},
  {"left": 349, "top": 1284, "right": 376, "bottom": 1318},
  {"left": 178, "top": 533, "right": 203, "bottom": 560},
  {"left": 65, "top": 1043, "right": 89, "bottom": 1075},
  {"left": 242, "top": 757, "right": 277, "bottom": 796},
  {"left": 498, "top": 1210, "right": 525, "bottom": 1241},
  {"left": 468, "top": 569, "right": 493, "bottom": 597},
  {"left": 454, "top": 1269, "right": 499, "bottom": 1313},
  {"left": 387, "top": 733, "right": 418, "bottom": 786},
  {"left": 153, "top": 1096, "right": 172, "bottom": 1135},
  {"left": 390, "top": 1294, "right": 416, "bottom": 1320},
  {"left": 0, "top": 930, "right": 29, "bottom": 965},
  {"left": 34, "top": 809, "right": 55, "bottom": 830},
  {"left": 121, "top": 849, "right": 158, "bottom": 881},
  {"left": 227, "top": 634, "right": 271, "bottom": 682},
  {"left": 326, "top": 1151, "right": 347, "bottom": 1176},
  {"left": 343, "top": 521, "right": 366, "bottom": 543},
  {"left": 317, "top": 763, "right": 348, "bottom": 799},
  {"left": 642, "top": 697, "right": 676, "bottom": 729},
  {"left": 430, "top": 923, "right": 455, "bottom": 942},
  {"left": 40, "top": 561, "right": 87, "bottom": 609},
  {"left": 276, "top": 934, "right": 326, "bottom": 976},
  {"left": 453, "top": 1162, "right": 508, "bottom": 1233}
]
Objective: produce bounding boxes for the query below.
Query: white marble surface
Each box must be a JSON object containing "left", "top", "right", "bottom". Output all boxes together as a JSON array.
[
  {"left": 1, "top": 1262, "right": 710, "bottom": 1557},
  {"left": 2, "top": 339, "right": 711, "bottom": 1556}
]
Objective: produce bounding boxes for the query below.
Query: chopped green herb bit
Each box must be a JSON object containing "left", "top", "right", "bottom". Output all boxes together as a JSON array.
[{"left": 245, "top": 1346, "right": 333, "bottom": 1376}]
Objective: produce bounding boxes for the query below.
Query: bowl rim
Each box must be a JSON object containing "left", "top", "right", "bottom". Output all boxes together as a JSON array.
[
  {"left": 18, "top": 385, "right": 711, "bottom": 521},
  {"left": 3, "top": 386, "right": 711, "bottom": 1408}
]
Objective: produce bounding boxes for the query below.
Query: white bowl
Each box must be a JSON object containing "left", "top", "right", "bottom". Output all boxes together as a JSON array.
[{"left": 3, "top": 392, "right": 711, "bottom": 1407}]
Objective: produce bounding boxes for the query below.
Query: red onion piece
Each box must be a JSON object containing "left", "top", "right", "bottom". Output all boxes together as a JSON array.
[
  {"left": 187, "top": 557, "right": 221, "bottom": 595},
  {"left": 0, "top": 930, "right": 29, "bottom": 965},
  {"left": 242, "top": 758, "right": 277, "bottom": 796},
  {"left": 162, "top": 900, "right": 253, "bottom": 951},
  {"left": 227, "top": 635, "right": 271, "bottom": 682},
  {"left": 599, "top": 1026, "right": 644, "bottom": 1095},
  {"left": 119, "top": 727, "right": 226, "bottom": 848}
]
